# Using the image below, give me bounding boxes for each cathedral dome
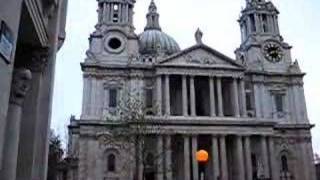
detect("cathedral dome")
[139,30,180,55]
[138,0,180,55]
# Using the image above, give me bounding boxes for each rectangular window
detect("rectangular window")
[109,89,117,108]
[146,89,153,109]
[275,94,284,112]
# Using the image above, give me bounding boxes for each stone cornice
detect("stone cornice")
[245,70,305,77]
[156,67,244,78]
[274,124,315,130]
[25,0,49,46]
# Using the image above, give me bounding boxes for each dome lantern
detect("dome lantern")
[139,0,180,56]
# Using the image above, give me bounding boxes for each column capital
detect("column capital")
[17,47,49,73]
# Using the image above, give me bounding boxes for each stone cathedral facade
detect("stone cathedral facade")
[65,0,316,180]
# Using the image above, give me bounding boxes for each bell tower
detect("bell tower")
[235,0,294,73]
[239,0,281,43]
[85,0,139,64]
[97,0,135,31]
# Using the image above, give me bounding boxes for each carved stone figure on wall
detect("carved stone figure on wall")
[9,68,33,105]
[1,68,32,180]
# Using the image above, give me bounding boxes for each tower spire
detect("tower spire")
[144,0,161,31]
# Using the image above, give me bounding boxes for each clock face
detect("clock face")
[263,42,284,63]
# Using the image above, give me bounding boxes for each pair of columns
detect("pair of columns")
[157,75,247,118]
[182,135,228,180]
[156,136,173,180]
[182,135,279,180]
[137,136,173,180]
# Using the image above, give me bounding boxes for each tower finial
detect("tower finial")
[144,0,161,31]
[195,28,203,45]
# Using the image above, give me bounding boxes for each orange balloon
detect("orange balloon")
[196,150,209,163]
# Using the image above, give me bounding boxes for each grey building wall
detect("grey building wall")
[0,0,68,179]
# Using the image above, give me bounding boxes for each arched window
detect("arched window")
[281,155,289,172]
[107,154,116,172]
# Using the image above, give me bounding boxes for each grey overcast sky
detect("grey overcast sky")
[51,0,320,153]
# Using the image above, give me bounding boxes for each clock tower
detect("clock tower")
[235,0,294,73]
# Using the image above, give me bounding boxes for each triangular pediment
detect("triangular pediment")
[158,44,244,69]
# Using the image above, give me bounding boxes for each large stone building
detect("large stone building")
[66,0,316,180]
[0,0,68,180]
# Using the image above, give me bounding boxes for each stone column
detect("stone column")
[164,135,173,180]
[156,136,164,180]
[247,15,252,34]
[233,78,240,117]
[268,137,280,180]
[236,136,245,180]
[191,136,199,180]
[137,137,143,180]
[157,75,162,116]
[81,76,89,116]
[244,136,253,180]
[219,136,228,180]
[274,16,280,34]
[165,75,170,116]
[190,76,196,116]
[183,136,191,180]
[182,75,188,116]
[103,3,107,22]
[125,4,129,23]
[261,136,270,178]
[90,78,97,117]
[212,136,220,180]
[121,4,125,22]
[118,4,122,23]
[110,3,114,22]
[240,79,247,117]
[106,3,111,22]
[0,69,32,180]
[216,77,224,116]
[209,77,216,117]
[268,15,275,33]
[254,84,262,118]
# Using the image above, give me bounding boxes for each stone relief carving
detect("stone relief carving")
[184,54,216,65]
[9,68,32,105]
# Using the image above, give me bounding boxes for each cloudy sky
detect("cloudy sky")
[51,0,320,153]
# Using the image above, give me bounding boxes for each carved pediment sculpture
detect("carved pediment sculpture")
[184,55,216,65]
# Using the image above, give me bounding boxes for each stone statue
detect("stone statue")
[195,28,203,44]
[9,68,32,105]
[1,68,32,180]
